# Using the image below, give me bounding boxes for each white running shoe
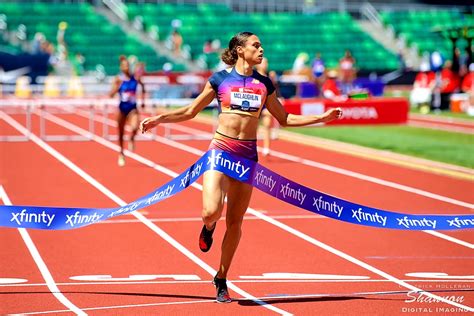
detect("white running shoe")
[118,154,125,167]
[262,147,270,157]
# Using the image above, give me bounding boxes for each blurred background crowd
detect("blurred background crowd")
[0,0,473,114]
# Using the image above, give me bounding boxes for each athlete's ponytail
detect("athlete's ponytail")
[221,31,254,66]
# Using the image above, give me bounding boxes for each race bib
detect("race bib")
[121,91,136,103]
[230,87,262,112]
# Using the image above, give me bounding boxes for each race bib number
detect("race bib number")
[230,87,262,112]
[121,91,136,103]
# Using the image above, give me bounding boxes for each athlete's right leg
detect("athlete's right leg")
[202,170,229,228]
[126,109,139,151]
[117,111,127,166]
[199,170,229,252]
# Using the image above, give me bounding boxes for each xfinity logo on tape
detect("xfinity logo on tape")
[66,211,103,227]
[280,182,306,205]
[397,216,437,229]
[312,196,343,218]
[352,208,387,226]
[108,201,142,218]
[254,169,276,192]
[447,217,474,228]
[180,163,203,188]
[207,151,250,178]
[146,184,175,205]
[11,209,55,227]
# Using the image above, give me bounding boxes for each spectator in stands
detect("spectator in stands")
[31,32,46,54]
[139,31,342,304]
[322,70,346,101]
[109,55,146,167]
[72,52,85,76]
[338,49,356,94]
[430,50,444,73]
[56,21,68,62]
[132,15,144,32]
[292,52,309,75]
[440,60,460,110]
[410,62,435,111]
[452,47,461,77]
[171,29,183,57]
[462,63,474,106]
[455,46,472,78]
[203,39,214,54]
[148,24,160,41]
[311,52,325,88]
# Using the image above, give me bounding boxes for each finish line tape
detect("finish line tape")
[1,150,472,230]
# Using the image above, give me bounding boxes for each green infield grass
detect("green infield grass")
[284,125,474,168]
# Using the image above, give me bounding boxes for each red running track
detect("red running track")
[0,109,473,315]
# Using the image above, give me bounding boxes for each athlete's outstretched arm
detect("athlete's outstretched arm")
[138,78,146,108]
[140,81,216,133]
[265,92,342,127]
[109,76,121,98]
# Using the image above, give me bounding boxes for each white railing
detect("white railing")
[102,0,127,21]
[360,2,383,28]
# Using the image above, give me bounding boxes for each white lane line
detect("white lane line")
[407,121,474,135]
[16,287,474,315]
[17,299,216,315]
[0,112,291,316]
[38,111,474,312]
[423,230,474,249]
[269,150,473,209]
[0,186,86,316]
[1,278,474,288]
[95,214,325,224]
[75,110,474,249]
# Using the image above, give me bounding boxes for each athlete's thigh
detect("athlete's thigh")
[202,170,230,215]
[117,111,127,129]
[226,179,253,224]
[127,109,139,129]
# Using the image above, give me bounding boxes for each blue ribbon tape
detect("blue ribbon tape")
[1,150,472,230]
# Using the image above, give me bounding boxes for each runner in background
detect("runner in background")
[109,55,146,167]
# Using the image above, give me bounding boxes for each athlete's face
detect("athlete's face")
[239,35,264,65]
[120,60,130,74]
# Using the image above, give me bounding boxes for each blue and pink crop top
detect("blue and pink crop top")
[209,67,275,118]
[118,74,138,106]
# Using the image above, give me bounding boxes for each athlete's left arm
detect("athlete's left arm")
[138,78,146,108]
[265,92,342,127]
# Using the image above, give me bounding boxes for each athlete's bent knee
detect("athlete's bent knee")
[202,208,220,225]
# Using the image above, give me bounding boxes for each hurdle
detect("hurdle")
[37,98,96,142]
[0,99,32,142]
[0,97,218,143]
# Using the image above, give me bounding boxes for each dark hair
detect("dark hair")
[119,55,127,63]
[221,31,254,66]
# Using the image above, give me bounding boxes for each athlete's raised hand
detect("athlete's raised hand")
[140,116,160,133]
[323,107,343,122]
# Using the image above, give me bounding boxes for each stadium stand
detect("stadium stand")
[125,3,399,72]
[0,2,174,75]
[381,9,473,59]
